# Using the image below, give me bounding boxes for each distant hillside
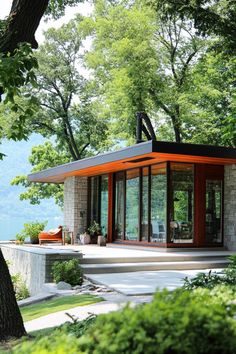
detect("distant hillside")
[0,135,62,240]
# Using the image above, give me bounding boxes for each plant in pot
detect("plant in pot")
[20,221,48,244]
[79,230,91,245]
[88,221,101,244]
[15,233,26,245]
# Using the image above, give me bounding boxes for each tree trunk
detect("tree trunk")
[0,249,26,340]
[0,0,49,53]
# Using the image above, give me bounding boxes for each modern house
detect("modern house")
[28,140,236,250]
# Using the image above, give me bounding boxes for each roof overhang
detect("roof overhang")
[28,141,236,183]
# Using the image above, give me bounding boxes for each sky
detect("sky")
[0,1,93,43]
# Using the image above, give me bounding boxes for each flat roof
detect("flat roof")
[28,140,236,183]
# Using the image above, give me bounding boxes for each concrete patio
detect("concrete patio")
[1,242,234,296]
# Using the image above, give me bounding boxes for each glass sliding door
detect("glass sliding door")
[151,164,167,243]
[89,176,100,225]
[170,163,194,243]
[125,169,140,241]
[205,180,222,244]
[100,175,108,236]
[141,167,149,241]
[114,172,125,240]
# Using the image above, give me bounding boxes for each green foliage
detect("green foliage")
[52,259,83,286]
[11,142,66,207]
[155,0,236,52]
[12,332,82,354]
[15,233,26,244]
[18,221,47,244]
[77,288,236,354]
[12,273,30,301]
[0,43,38,102]
[183,270,223,290]
[183,255,236,290]
[88,221,101,235]
[45,0,83,19]
[61,314,97,338]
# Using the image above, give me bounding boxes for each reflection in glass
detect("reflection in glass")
[126,169,139,241]
[100,175,108,236]
[170,163,194,243]
[141,167,149,241]
[90,176,99,225]
[205,180,222,243]
[114,172,124,240]
[151,164,167,242]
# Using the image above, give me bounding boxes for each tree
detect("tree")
[9,18,109,206]
[85,0,206,143]
[155,0,236,51]
[0,0,84,341]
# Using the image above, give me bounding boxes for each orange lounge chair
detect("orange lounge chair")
[39,226,63,245]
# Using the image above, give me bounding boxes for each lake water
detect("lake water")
[0,216,63,241]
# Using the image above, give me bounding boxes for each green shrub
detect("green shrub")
[77,288,236,354]
[183,270,223,290]
[12,273,30,300]
[52,258,83,286]
[183,255,236,290]
[60,314,97,338]
[19,221,47,244]
[12,332,82,354]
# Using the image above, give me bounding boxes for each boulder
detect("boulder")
[57,281,72,290]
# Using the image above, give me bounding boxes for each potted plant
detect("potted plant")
[88,221,101,244]
[20,221,48,244]
[79,230,91,245]
[15,233,25,245]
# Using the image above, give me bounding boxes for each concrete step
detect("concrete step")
[82,259,229,274]
[80,254,230,264]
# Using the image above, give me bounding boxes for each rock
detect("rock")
[73,285,82,290]
[57,281,72,290]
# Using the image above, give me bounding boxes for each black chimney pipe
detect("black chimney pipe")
[136,112,142,144]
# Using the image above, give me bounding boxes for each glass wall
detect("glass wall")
[205,180,222,244]
[141,167,149,241]
[100,175,109,236]
[169,163,194,243]
[114,172,125,240]
[89,176,100,224]
[151,164,167,242]
[88,175,108,235]
[125,169,140,240]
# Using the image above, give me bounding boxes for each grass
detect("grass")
[21,294,103,322]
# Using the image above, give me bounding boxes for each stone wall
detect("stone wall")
[1,244,82,295]
[224,165,236,250]
[64,176,88,240]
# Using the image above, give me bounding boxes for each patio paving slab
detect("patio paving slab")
[87,268,222,295]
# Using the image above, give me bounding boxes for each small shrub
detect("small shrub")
[52,258,83,286]
[183,255,236,290]
[19,221,47,244]
[12,332,81,354]
[62,314,97,337]
[77,288,236,354]
[183,270,223,290]
[12,273,30,300]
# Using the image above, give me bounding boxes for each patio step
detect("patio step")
[81,259,229,274]
[80,254,230,264]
